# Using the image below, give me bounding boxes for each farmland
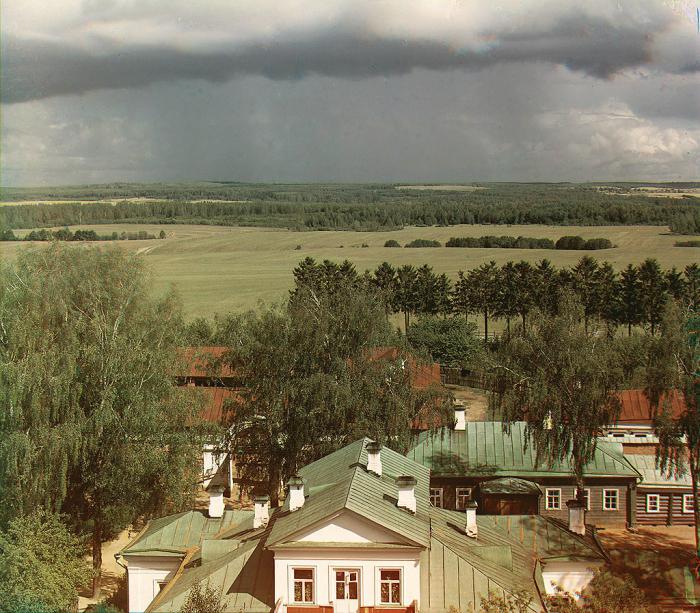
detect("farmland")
[2,223,697,320]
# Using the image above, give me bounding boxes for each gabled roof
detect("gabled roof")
[196,387,239,423]
[267,438,432,548]
[408,423,640,479]
[615,389,687,424]
[122,510,254,557]
[624,454,693,489]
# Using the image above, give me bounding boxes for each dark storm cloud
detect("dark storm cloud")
[1,13,671,104]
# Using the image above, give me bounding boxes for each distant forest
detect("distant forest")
[1,182,699,233]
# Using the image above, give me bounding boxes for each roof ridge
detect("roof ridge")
[595,440,643,478]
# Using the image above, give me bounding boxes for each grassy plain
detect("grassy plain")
[1,223,698,320]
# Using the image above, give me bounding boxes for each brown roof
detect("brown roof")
[178,346,235,378]
[197,387,239,423]
[615,389,687,424]
[365,346,441,390]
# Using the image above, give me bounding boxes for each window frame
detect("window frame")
[646,493,661,513]
[602,488,619,511]
[429,487,444,508]
[291,566,316,604]
[377,567,402,606]
[683,494,695,514]
[455,487,472,510]
[545,488,562,511]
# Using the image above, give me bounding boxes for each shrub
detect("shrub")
[384,239,401,247]
[405,239,441,248]
[675,240,700,247]
[407,316,482,368]
[555,235,587,250]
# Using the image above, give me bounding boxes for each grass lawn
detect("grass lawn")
[1,223,698,320]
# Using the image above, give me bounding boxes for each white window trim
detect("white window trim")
[683,494,695,514]
[646,493,661,513]
[377,567,403,606]
[545,488,562,511]
[290,566,316,604]
[331,567,361,605]
[455,487,472,510]
[582,488,591,511]
[430,487,443,508]
[602,488,619,511]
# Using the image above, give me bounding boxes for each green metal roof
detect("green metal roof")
[624,454,693,489]
[408,423,640,479]
[267,438,432,548]
[122,510,254,557]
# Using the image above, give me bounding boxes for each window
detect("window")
[455,487,472,510]
[335,570,359,600]
[155,580,169,595]
[603,489,619,511]
[379,569,401,605]
[293,568,314,603]
[430,487,443,508]
[545,488,561,510]
[683,494,695,514]
[646,494,661,513]
[582,489,591,510]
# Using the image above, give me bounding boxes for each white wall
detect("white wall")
[202,444,225,488]
[274,549,421,612]
[124,555,182,613]
[541,560,604,600]
[295,512,408,544]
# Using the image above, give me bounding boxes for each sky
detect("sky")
[1,1,699,186]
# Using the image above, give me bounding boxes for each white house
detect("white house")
[119,438,608,613]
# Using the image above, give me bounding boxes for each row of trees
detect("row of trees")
[291,256,700,339]
[0,227,163,242]
[445,235,613,250]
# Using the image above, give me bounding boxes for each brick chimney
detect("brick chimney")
[254,495,270,529]
[287,476,305,512]
[396,475,417,513]
[566,499,586,536]
[465,500,478,538]
[366,441,382,477]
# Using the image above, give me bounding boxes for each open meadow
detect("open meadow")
[1,223,698,319]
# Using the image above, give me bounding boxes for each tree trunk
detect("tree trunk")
[628,321,632,337]
[404,310,410,333]
[483,310,488,344]
[269,461,282,507]
[506,318,511,335]
[92,519,103,598]
[521,312,526,331]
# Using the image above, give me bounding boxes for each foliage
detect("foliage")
[0,245,210,594]
[646,302,700,557]
[491,295,624,494]
[546,570,655,612]
[220,279,450,504]
[555,236,613,250]
[0,228,159,242]
[0,510,90,613]
[179,583,225,613]
[407,316,482,368]
[478,589,532,613]
[446,235,554,249]
[675,240,700,247]
[384,239,401,247]
[405,238,441,248]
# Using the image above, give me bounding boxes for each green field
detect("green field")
[1,223,698,320]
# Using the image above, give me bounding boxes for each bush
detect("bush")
[555,235,587,250]
[405,239,441,248]
[675,240,700,247]
[361,243,369,248]
[384,239,401,247]
[407,316,482,368]
[446,235,555,249]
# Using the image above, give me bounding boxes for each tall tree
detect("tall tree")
[684,263,700,309]
[393,265,420,331]
[532,259,559,316]
[570,256,602,333]
[491,295,624,500]
[0,245,207,596]
[645,302,700,559]
[638,258,668,335]
[513,260,535,330]
[616,264,643,336]
[496,262,519,335]
[468,261,500,342]
[372,262,397,318]
[222,283,449,505]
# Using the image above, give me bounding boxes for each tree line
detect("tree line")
[446,235,613,249]
[1,182,698,232]
[291,256,700,339]
[0,227,165,242]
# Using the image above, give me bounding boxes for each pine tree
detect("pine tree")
[393,265,419,331]
[496,262,519,335]
[616,264,643,336]
[468,261,500,342]
[638,258,668,335]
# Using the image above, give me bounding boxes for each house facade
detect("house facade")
[408,421,641,529]
[120,438,608,613]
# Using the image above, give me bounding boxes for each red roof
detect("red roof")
[365,346,442,389]
[196,387,239,423]
[178,346,235,378]
[615,389,687,424]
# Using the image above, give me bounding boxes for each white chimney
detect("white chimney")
[566,499,586,536]
[396,476,417,513]
[254,495,270,529]
[366,441,382,477]
[208,485,225,519]
[465,500,478,538]
[287,476,305,512]
[454,405,466,431]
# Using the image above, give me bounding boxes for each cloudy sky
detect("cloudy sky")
[2,0,699,186]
